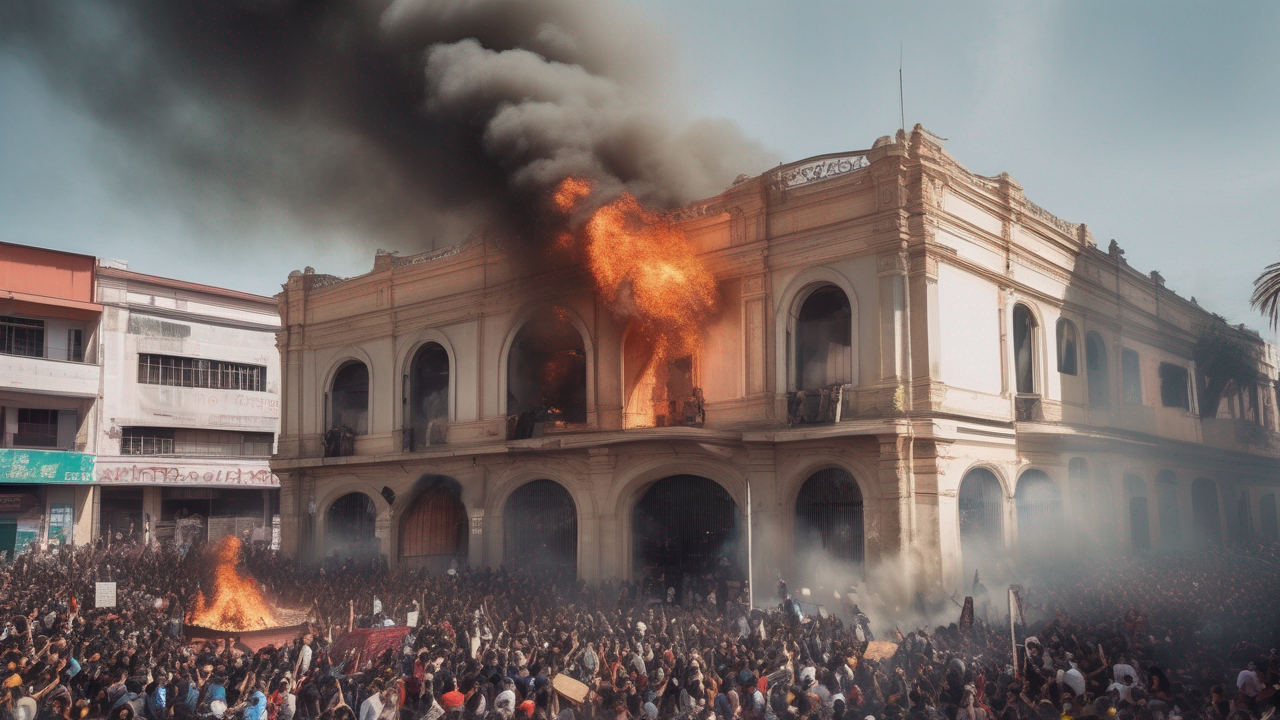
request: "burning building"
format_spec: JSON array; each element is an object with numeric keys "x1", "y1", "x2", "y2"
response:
[{"x1": 272, "y1": 126, "x2": 1280, "y2": 595}]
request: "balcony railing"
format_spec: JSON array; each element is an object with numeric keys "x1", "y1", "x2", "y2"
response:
[
  {"x1": 787, "y1": 385, "x2": 848, "y2": 425},
  {"x1": 1015, "y1": 393, "x2": 1043, "y2": 422}
]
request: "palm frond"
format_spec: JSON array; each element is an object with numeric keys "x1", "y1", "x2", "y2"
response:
[{"x1": 1251, "y1": 261, "x2": 1280, "y2": 329}]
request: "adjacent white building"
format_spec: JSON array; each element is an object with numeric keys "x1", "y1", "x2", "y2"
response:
[{"x1": 92, "y1": 262, "x2": 283, "y2": 545}]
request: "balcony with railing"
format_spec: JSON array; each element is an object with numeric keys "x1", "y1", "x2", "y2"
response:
[{"x1": 0, "y1": 320, "x2": 99, "y2": 397}]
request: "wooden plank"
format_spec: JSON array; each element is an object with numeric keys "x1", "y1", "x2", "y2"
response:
[{"x1": 552, "y1": 674, "x2": 589, "y2": 704}]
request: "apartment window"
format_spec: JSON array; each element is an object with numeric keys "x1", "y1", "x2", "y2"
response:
[
  {"x1": 1122, "y1": 349, "x2": 1142, "y2": 404},
  {"x1": 137, "y1": 354, "x2": 265, "y2": 392},
  {"x1": 15, "y1": 409, "x2": 58, "y2": 448},
  {"x1": 121, "y1": 427, "x2": 274, "y2": 457},
  {"x1": 1013, "y1": 304, "x2": 1037, "y2": 394},
  {"x1": 1159, "y1": 363, "x2": 1190, "y2": 410},
  {"x1": 67, "y1": 329, "x2": 84, "y2": 362},
  {"x1": 1, "y1": 316, "x2": 44, "y2": 358}
]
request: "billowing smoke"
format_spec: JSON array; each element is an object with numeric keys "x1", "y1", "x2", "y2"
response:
[{"x1": 2, "y1": 0, "x2": 775, "y2": 255}]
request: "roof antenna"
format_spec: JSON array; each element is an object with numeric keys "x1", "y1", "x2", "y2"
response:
[{"x1": 899, "y1": 42, "x2": 906, "y2": 135}]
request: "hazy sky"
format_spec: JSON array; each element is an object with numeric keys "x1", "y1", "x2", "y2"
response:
[{"x1": 2, "y1": 1, "x2": 1277, "y2": 337}]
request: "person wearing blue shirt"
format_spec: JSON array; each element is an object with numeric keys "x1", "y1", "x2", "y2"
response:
[{"x1": 239, "y1": 682, "x2": 268, "y2": 720}]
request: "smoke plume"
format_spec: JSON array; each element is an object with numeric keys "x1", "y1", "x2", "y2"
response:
[{"x1": 2, "y1": 0, "x2": 776, "y2": 256}]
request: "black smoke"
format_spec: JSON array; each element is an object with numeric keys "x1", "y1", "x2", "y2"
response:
[{"x1": 2, "y1": 0, "x2": 775, "y2": 255}]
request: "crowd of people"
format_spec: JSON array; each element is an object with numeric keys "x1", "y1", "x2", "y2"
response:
[{"x1": 0, "y1": 537, "x2": 1278, "y2": 720}]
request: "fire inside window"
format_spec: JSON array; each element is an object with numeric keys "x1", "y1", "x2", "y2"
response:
[
  {"x1": 137, "y1": 354, "x2": 265, "y2": 392},
  {"x1": 1, "y1": 316, "x2": 45, "y2": 359}
]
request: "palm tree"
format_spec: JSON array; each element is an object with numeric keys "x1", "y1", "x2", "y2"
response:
[{"x1": 1251, "y1": 261, "x2": 1280, "y2": 328}]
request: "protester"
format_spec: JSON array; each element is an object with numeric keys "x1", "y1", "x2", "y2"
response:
[{"x1": 1, "y1": 535, "x2": 1279, "y2": 720}]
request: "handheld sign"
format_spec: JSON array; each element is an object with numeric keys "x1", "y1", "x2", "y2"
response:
[
  {"x1": 95, "y1": 582, "x2": 117, "y2": 609},
  {"x1": 406, "y1": 611, "x2": 419, "y2": 628}
]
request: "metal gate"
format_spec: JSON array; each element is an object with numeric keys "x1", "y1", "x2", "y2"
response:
[
  {"x1": 1016, "y1": 470, "x2": 1062, "y2": 556},
  {"x1": 326, "y1": 492, "x2": 377, "y2": 556},
  {"x1": 504, "y1": 480, "x2": 577, "y2": 580},
  {"x1": 794, "y1": 468, "x2": 864, "y2": 565},
  {"x1": 633, "y1": 475, "x2": 741, "y2": 579},
  {"x1": 400, "y1": 484, "x2": 466, "y2": 568}
]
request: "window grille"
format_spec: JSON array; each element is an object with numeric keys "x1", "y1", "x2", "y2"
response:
[{"x1": 137, "y1": 354, "x2": 265, "y2": 392}]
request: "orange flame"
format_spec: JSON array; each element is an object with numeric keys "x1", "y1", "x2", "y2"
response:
[
  {"x1": 187, "y1": 536, "x2": 279, "y2": 632},
  {"x1": 554, "y1": 179, "x2": 717, "y2": 427}
]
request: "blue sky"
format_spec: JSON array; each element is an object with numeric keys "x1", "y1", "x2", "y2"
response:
[{"x1": 2, "y1": 0, "x2": 1277, "y2": 337}]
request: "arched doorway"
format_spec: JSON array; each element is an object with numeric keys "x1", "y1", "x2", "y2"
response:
[
  {"x1": 1016, "y1": 470, "x2": 1062, "y2": 559},
  {"x1": 794, "y1": 468, "x2": 864, "y2": 584},
  {"x1": 959, "y1": 468, "x2": 1004, "y2": 580},
  {"x1": 794, "y1": 286, "x2": 853, "y2": 390},
  {"x1": 1191, "y1": 478, "x2": 1222, "y2": 547},
  {"x1": 325, "y1": 492, "x2": 378, "y2": 559},
  {"x1": 633, "y1": 475, "x2": 742, "y2": 595},
  {"x1": 407, "y1": 343, "x2": 449, "y2": 450},
  {"x1": 1126, "y1": 475, "x2": 1149, "y2": 554},
  {"x1": 400, "y1": 478, "x2": 467, "y2": 572},
  {"x1": 504, "y1": 480, "x2": 577, "y2": 580}
]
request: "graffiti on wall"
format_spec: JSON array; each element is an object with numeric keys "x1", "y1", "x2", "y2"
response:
[{"x1": 95, "y1": 463, "x2": 278, "y2": 487}]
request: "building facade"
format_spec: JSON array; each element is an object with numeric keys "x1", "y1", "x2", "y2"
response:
[
  {"x1": 272, "y1": 127, "x2": 1280, "y2": 596},
  {"x1": 0, "y1": 243, "x2": 101, "y2": 555},
  {"x1": 0, "y1": 244, "x2": 282, "y2": 553},
  {"x1": 93, "y1": 263, "x2": 282, "y2": 546}
]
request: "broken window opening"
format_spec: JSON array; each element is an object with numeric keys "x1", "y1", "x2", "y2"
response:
[
  {"x1": 507, "y1": 314, "x2": 587, "y2": 437},
  {"x1": 795, "y1": 286, "x2": 853, "y2": 391},
  {"x1": 407, "y1": 342, "x2": 449, "y2": 450},
  {"x1": 623, "y1": 329, "x2": 703, "y2": 429},
  {"x1": 330, "y1": 361, "x2": 369, "y2": 438},
  {"x1": 1013, "y1": 304, "x2": 1036, "y2": 395},
  {"x1": 1056, "y1": 319, "x2": 1078, "y2": 375}
]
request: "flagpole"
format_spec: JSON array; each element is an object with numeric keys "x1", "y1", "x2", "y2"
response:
[{"x1": 746, "y1": 478, "x2": 754, "y2": 612}]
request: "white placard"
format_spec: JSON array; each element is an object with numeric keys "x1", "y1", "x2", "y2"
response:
[
  {"x1": 95, "y1": 582, "x2": 117, "y2": 608},
  {"x1": 373, "y1": 598, "x2": 382, "y2": 615},
  {"x1": 406, "y1": 611, "x2": 419, "y2": 628}
]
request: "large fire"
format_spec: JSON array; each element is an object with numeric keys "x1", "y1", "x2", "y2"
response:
[
  {"x1": 187, "y1": 536, "x2": 279, "y2": 632},
  {"x1": 554, "y1": 178, "x2": 718, "y2": 426}
]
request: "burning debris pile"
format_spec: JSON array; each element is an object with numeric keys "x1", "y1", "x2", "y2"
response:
[
  {"x1": 187, "y1": 536, "x2": 284, "y2": 633},
  {"x1": 555, "y1": 178, "x2": 718, "y2": 427}
]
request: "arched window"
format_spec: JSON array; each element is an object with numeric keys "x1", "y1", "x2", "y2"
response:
[
  {"x1": 1086, "y1": 332, "x2": 1110, "y2": 407},
  {"x1": 507, "y1": 313, "x2": 587, "y2": 426},
  {"x1": 959, "y1": 468, "x2": 1004, "y2": 576},
  {"x1": 400, "y1": 477, "x2": 467, "y2": 571},
  {"x1": 407, "y1": 343, "x2": 449, "y2": 450},
  {"x1": 1261, "y1": 494, "x2": 1278, "y2": 541},
  {"x1": 1156, "y1": 470, "x2": 1179, "y2": 551},
  {"x1": 794, "y1": 286, "x2": 853, "y2": 391},
  {"x1": 1126, "y1": 475, "x2": 1149, "y2": 554},
  {"x1": 1057, "y1": 319, "x2": 1078, "y2": 376},
  {"x1": 1016, "y1": 469, "x2": 1061, "y2": 557},
  {"x1": 1191, "y1": 478, "x2": 1222, "y2": 547},
  {"x1": 1013, "y1": 304, "x2": 1037, "y2": 394},
  {"x1": 505, "y1": 480, "x2": 577, "y2": 579},
  {"x1": 331, "y1": 362, "x2": 369, "y2": 435},
  {"x1": 794, "y1": 468, "x2": 864, "y2": 572},
  {"x1": 325, "y1": 492, "x2": 377, "y2": 559}
]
